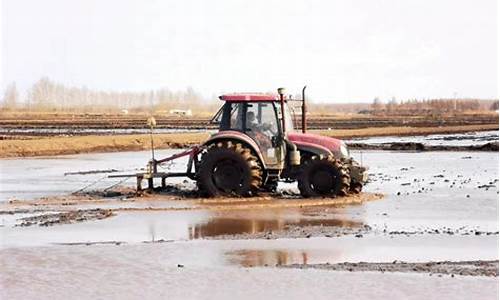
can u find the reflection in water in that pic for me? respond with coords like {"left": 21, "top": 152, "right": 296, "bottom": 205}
{"left": 226, "top": 249, "right": 342, "bottom": 267}
{"left": 188, "top": 217, "right": 361, "bottom": 239}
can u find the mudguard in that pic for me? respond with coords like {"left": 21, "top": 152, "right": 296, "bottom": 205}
{"left": 288, "top": 132, "right": 342, "bottom": 158}
{"left": 202, "top": 131, "right": 268, "bottom": 169}
{"left": 292, "top": 140, "right": 333, "bottom": 157}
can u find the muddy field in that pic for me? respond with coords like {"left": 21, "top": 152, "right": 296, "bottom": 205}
{"left": 1, "top": 125, "right": 498, "bottom": 158}
{"left": 0, "top": 113, "right": 497, "bottom": 136}
{"left": 0, "top": 142, "right": 498, "bottom": 299}
{"left": 282, "top": 260, "right": 499, "bottom": 277}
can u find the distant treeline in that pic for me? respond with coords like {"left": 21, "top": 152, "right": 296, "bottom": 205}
{"left": 369, "top": 97, "right": 498, "bottom": 115}
{"left": 0, "top": 77, "right": 219, "bottom": 113}
{"left": 1, "top": 77, "right": 498, "bottom": 115}
{"left": 309, "top": 98, "right": 498, "bottom": 115}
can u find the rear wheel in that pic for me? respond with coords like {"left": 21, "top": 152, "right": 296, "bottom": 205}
{"left": 197, "top": 141, "right": 262, "bottom": 197}
{"left": 298, "top": 155, "right": 350, "bottom": 197}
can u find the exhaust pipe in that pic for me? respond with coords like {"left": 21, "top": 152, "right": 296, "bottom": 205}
{"left": 277, "top": 87, "right": 287, "bottom": 134}
{"left": 302, "top": 85, "right": 307, "bottom": 133}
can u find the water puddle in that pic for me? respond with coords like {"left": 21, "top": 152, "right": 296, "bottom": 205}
{"left": 226, "top": 249, "right": 337, "bottom": 267}
{"left": 188, "top": 217, "right": 361, "bottom": 239}
{"left": 224, "top": 235, "right": 499, "bottom": 267}
{"left": 0, "top": 207, "right": 363, "bottom": 248}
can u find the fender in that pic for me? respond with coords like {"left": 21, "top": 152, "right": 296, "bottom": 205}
{"left": 202, "top": 131, "right": 268, "bottom": 169}
{"left": 292, "top": 140, "right": 333, "bottom": 157}
{"left": 288, "top": 132, "right": 343, "bottom": 158}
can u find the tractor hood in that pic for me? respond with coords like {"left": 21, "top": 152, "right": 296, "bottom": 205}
{"left": 287, "top": 132, "right": 348, "bottom": 158}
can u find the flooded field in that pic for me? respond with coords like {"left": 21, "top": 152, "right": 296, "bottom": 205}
{"left": 0, "top": 149, "right": 189, "bottom": 202}
{"left": 347, "top": 130, "right": 499, "bottom": 146}
{"left": 0, "top": 127, "right": 212, "bottom": 137}
{"left": 1, "top": 135, "right": 498, "bottom": 299}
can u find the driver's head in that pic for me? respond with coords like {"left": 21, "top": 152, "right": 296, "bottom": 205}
{"left": 247, "top": 111, "right": 256, "bottom": 122}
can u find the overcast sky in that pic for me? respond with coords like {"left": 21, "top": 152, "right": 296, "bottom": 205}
{"left": 1, "top": 0, "right": 497, "bottom": 102}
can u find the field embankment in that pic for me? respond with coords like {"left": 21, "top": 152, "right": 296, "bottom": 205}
{"left": 1, "top": 124, "right": 497, "bottom": 158}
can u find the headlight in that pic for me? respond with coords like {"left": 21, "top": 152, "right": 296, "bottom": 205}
{"left": 340, "top": 142, "right": 349, "bottom": 158}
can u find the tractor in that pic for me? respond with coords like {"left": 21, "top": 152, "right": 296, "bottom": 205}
{"left": 112, "top": 87, "right": 368, "bottom": 197}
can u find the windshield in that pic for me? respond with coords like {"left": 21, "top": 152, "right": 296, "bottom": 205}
{"left": 276, "top": 102, "right": 295, "bottom": 133}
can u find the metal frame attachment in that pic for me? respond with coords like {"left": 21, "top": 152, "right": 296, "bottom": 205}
{"left": 109, "top": 146, "right": 204, "bottom": 192}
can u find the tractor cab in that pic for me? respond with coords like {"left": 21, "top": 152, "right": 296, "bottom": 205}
{"left": 211, "top": 93, "right": 291, "bottom": 168}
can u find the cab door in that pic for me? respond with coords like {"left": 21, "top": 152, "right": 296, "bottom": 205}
{"left": 245, "top": 102, "right": 284, "bottom": 168}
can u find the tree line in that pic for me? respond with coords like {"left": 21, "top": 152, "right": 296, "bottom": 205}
{"left": 1, "top": 77, "right": 498, "bottom": 114}
{"left": 370, "top": 97, "right": 498, "bottom": 115}
{"left": 0, "top": 77, "right": 218, "bottom": 113}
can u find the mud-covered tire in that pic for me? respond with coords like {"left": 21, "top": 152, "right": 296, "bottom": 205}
{"left": 196, "top": 141, "right": 262, "bottom": 197}
{"left": 297, "top": 155, "right": 350, "bottom": 197}
{"left": 350, "top": 182, "right": 363, "bottom": 194}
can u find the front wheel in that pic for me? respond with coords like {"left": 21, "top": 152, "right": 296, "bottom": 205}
{"left": 297, "top": 155, "right": 350, "bottom": 197}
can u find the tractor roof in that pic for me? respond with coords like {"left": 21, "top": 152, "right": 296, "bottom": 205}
{"left": 219, "top": 93, "right": 279, "bottom": 102}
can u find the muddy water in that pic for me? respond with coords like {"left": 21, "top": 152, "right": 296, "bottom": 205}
{"left": 349, "top": 150, "right": 499, "bottom": 233}
{"left": 1, "top": 148, "right": 498, "bottom": 299}
{"left": 1, "top": 150, "right": 498, "bottom": 247}
{"left": 0, "top": 208, "right": 361, "bottom": 248}
{"left": 223, "top": 235, "right": 498, "bottom": 267}
{"left": 346, "top": 130, "right": 498, "bottom": 146}
{"left": 1, "top": 241, "right": 497, "bottom": 300}
{"left": 188, "top": 215, "right": 361, "bottom": 239}
{"left": 0, "top": 149, "right": 189, "bottom": 202}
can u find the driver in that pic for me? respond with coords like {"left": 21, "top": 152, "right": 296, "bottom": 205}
{"left": 246, "top": 111, "right": 259, "bottom": 130}
{"left": 247, "top": 110, "right": 276, "bottom": 137}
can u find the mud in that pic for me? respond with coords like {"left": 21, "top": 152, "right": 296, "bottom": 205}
{"left": 349, "top": 141, "right": 499, "bottom": 151}
{"left": 204, "top": 223, "right": 498, "bottom": 240}
{"left": 281, "top": 260, "right": 499, "bottom": 277}
{"left": 16, "top": 209, "right": 114, "bottom": 227}
{"left": 189, "top": 218, "right": 366, "bottom": 240}
{"left": 1, "top": 113, "right": 496, "bottom": 135}
{"left": 2, "top": 187, "right": 383, "bottom": 215}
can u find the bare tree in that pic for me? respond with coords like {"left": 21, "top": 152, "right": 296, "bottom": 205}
{"left": 371, "top": 97, "right": 383, "bottom": 113}
{"left": 386, "top": 97, "right": 398, "bottom": 113}
{"left": 1, "top": 82, "right": 19, "bottom": 110}
{"left": 490, "top": 100, "right": 499, "bottom": 111}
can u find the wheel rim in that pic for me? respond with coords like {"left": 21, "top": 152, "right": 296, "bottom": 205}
{"left": 212, "top": 159, "right": 244, "bottom": 192}
{"left": 310, "top": 168, "right": 336, "bottom": 194}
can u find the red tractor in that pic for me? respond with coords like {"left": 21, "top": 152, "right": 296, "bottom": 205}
{"left": 114, "top": 87, "right": 368, "bottom": 197}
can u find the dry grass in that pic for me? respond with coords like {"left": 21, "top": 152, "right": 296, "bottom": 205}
{"left": 0, "top": 132, "right": 210, "bottom": 158}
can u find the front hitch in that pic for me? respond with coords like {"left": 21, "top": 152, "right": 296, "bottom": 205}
{"left": 344, "top": 158, "right": 369, "bottom": 185}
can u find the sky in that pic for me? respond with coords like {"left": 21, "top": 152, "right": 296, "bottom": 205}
{"left": 1, "top": 0, "right": 498, "bottom": 103}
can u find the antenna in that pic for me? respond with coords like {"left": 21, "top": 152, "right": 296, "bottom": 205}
{"left": 147, "top": 91, "right": 156, "bottom": 161}
{"left": 147, "top": 116, "right": 157, "bottom": 161}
